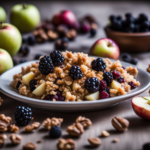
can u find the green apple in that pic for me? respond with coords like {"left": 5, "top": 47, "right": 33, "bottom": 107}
{"left": 85, "top": 91, "right": 99, "bottom": 101}
{"left": 22, "top": 72, "right": 35, "bottom": 86}
{"left": 10, "top": 4, "right": 40, "bottom": 33}
{"left": 0, "top": 48, "right": 13, "bottom": 75}
{"left": 110, "top": 80, "right": 121, "bottom": 90}
{"left": 0, "top": 6, "right": 6, "bottom": 22}
{"left": 0, "top": 23, "right": 22, "bottom": 56}
{"left": 89, "top": 38, "right": 120, "bottom": 60}
{"left": 32, "top": 82, "right": 46, "bottom": 96}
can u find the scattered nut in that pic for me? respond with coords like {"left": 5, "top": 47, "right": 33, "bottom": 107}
{"left": 88, "top": 138, "right": 101, "bottom": 146}
{"left": 76, "top": 116, "right": 92, "bottom": 128}
{"left": 24, "top": 122, "right": 40, "bottom": 132}
{"left": 0, "top": 114, "right": 12, "bottom": 132}
{"left": 42, "top": 118, "right": 63, "bottom": 130}
{"left": 113, "top": 138, "right": 119, "bottom": 143}
{"left": 111, "top": 116, "right": 129, "bottom": 132}
{"left": 147, "top": 64, "right": 150, "bottom": 73}
{"left": 37, "top": 139, "right": 42, "bottom": 143}
{"left": 10, "top": 134, "right": 22, "bottom": 145}
{"left": 57, "top": 138, "right": 75, "bottom": 150}
{"left": 47, "top": 30, "right": 58, "bottom": 40}
{"left": 23, "top": 142, "right": 37, "bottom": 150}
{"left": 0, "top": 134, "right": 7, "bottom": 147}
{"left": 66, "top": 29, "right": 77, "bottom": 40}
{"left": 9, "top": 124, "right": 19, "bottom": 133}
{"left": 0, "top": 97, "right": 3, "bottom": 106}
{"left": 101, "top": 130, "right": 110, "bottom": 137}
{"left": 66, "top": 123, "right": 84, "bottom": 136}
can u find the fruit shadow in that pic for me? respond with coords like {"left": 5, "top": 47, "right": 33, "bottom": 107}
{"left": 38, "top": 128, "right": 48, "bottom": 133}
{"left": 20, "top": 130, "right": 34, "bottom": 134}
{"left": 5, "top": 143, "right": 19, "bottom": 148}
{"left": 84, "top": 145, "right": 100, "bottom": 149}
{"left": 61, "top": 134, "right": 80, "bottom": 140}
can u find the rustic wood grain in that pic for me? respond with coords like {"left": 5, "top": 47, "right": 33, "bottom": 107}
{"left": 1, "top": 1, "right": 150, "bottom": 150}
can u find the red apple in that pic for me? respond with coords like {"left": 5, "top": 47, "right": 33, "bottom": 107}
{"left": 132, "top": 97, "right": 150, "bottom": 120}
{"left": 89, "top": 38, "right": 120, "bottom": 60}
{"left": 52, "top": 10, "right": 79, "bottom": 30}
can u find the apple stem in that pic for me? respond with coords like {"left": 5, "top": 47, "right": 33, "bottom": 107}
{"left": 0, "top": 22, "right": 2, "bottom": 30}
{"left": 23, "top": 4, "right": 26, "bottom": 9}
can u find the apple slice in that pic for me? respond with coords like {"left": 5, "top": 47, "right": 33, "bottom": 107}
{"left": 85, "top": 91, "right": 99, "bottom": 101}
{"left": 72, "top": 82, "right": 80, "bottom": 91}
{"left": 32, "top": 82, "right": 46, "bottom": 96}
{"left": 22, "top": 72, "right": 35, "bottom": 86}
{"left": 110, "top": 80, "right": 121, "bottom": 90}
{"left": 132, "top": 97, "right": 150, "bottom": 120}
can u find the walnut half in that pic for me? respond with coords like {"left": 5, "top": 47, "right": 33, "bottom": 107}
{"left": 24, "top": 122, "right": 40, "bottom": 132}
{"left": 66, "top": 123, "right": 84, "bottom": 137}
{"left": 76, "top": 116, "right": 92, "bottom": 128}
{"left": 9, "top": 124, "right": 19, "bottom": 133}
{"left": 10, "top": 134, "right": 22, "bottom": 145}
{"left": 111, "top": 116, "right": 129, "bottom": 132}
{"left": 88, "top": 138, "right": 101, "bottom": 146}
{"left": 57, "top": 138, "right": 75, "bottom": 150}
{"left": 0, "top": 134, "right": 7, "bottom": 147}
{"left": 23, "top": 142, "right": 37, "bottom": 150}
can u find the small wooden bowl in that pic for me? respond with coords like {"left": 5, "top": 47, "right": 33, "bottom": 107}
{"left": 104, "top": 26, "right": 150, "bottom": 52}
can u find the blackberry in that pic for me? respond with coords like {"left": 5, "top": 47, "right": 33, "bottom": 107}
{"left": 139, "top": 13, "right": 148, "bottom": 22}
{"left": 117, "top": 76, "right": 125, "bottom": 83}
{"left": 19, "top": 46, "right": 30, "bottom": 57}
{"left": 112, "top": 71, "right": 120, "bottom": 79}
{"left": 16, "top": 81, "right": 21, "bottom": 90}
{"left": 109, "top": 15, "right": 116, "bottom": 23}
{"left": 143, "top": 143, "right": 150, "bottom": 150}
{"left": 29, "top": 79, "right": 37, "bottom": 92}
{"left": 103, "top": 72, "right": 113, "bottom": 86}
{"left": 27, "top": 36, "right": 36, "bottom": 45}
{"left": 128, "top": 81, "right": 136, "bottom": 89}
{"left": 91, "top": 58, "right": 106, "bottom": 72}
{"left": 122, "top": 53, "right": 131, "bottom": 63}
{"left": 131, "top": 58, "right": 138, "bottom": 65}
{"left": 43, "top": 95, "right": 53, "bottom": 101}
{"left": 90, "top": 29, "right": 97, "bottom": 37}
{"left": 99, "top": 90, "right": 109, "bottom": 99}
{"left": 49, "top": 126, "right": 61, "bottom": 138}
{"left": 84, "top": 77, "right": 100, "bottom": 93}
{"left": 69, "top": 66, "right": 83, "bottom": 80}
{"left": 38, "top": 55, "right": 54, "bottom": 75}
{"left": 50, "top": 51, "right": 65, "bottom": 66}
{"left": 13, "top": 59, "right": 18, "bottom": 66}
{"left": 34, "top": 54, "right": 42, "bottom": 60}
{"left": 15, "top": 106, "right": 32, "bottom": 126}
{"left": 99, "top": 80, "right": 107, "bottom": 91}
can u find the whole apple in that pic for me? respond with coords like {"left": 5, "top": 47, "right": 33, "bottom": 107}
{"left": 0, "top": 48, "right": 13, "bottom": 75}
{"left": 89, "top": 38, "right": 120, "bottom": 60}
{"left": 10, "top": 4, "right": 40, "bottom": 33}
{"left": 52, "top": 10, "right": 79, "bottom": 30}
{"left": 0, "top": 23, "right": 22, "bottom": 56}
{"left": 0, "top": 6, "right": 6, "bottom": 22}
{"left": 132, "top": 96, "right": 150, "bottom": 120}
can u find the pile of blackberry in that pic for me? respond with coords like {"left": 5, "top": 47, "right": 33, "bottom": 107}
{"left": 109, "top": 13, "right": 150, "bottom": 33}
{"left": 15, "top": 106, "right": 32, "bottom": 126}
{"left": 38, "top": 51, "right": 65, "bottom": 75}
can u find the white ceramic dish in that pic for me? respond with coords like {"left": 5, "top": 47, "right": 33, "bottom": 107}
{"left": 0, "top": 60, "right": 150, "bottom": 112}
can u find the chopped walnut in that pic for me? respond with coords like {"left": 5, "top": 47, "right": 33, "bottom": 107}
{"left": 113, "top": 138, "right": 119, "bottom": 143}
{"left": 23, "top": 142, "right": 37, "bottom": 150}
{"left": 101, "top": 130, "right": 110, "bottom": 137}
{"left": 0, "top": 97, "right": 3, "bottom": 106}
{"left": 0, "top": 114, "right": 12, "bottom": 132}
{"left": 66, "top": 123, "right": 84, "bottom": 136}
{"left": 9, "top": 124, "right": 19, "bottom": 133}
{"left": 76, "top": 116, "right": 92, "bottom": 128}
{"left": 0, "top": 134, "right": 7, "bottom": 147}
{"left": 42, "top": 118, "right": 63, "bottom": 130}
{"left": 88, "top": 138, "right": 101, "bottom": 146}
{"left": 10, "top": 134, "right": 21, "bottom": 145}
{"left": 24, "top": 122, "right": 40, "bottom": 132}
{"left": 57, "top": 138, "right": 75, "bottom": 150}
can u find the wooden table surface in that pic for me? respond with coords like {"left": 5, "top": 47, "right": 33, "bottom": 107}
{"left": 1, "top": 1, "right": 150, "bottom": 150}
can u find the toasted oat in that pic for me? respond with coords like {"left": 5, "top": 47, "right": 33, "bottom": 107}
{"left": 0, "top": 134, "right": 7, "bottom": 147}
{"left": 76, "top": 116, "right": 92, "bottom": 128}
{"left": 101, "top": 130, "right": 110, "bottom": 137}
{"left": 113, "top": 138, "right": 119, "bottom": 143}
{"left": 88, "top": 138, "right": 101, "bottom": 146}
{"left": 9, "top": 124, "right": 19, "bottom": 133}
{"left": 57, "top": 138, "right": 75, "bottom": 150}
{"left": 66, "top": 123, "right": 84, "bottom": 137}
{"left": 23, "top": 142, "right": 37, "bottom": 150}
{"left": 10, "top": 134, "right": 21, "bottom": 145}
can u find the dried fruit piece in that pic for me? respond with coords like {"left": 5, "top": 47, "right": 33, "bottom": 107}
{"left": 76, "top": 116, "right": 92, "bottom": 128}
{"left": 111, "top": 116, "right": 129, "bottom": 132}
{"left": 23, "top": 142, "right": 37, "bottom": 150}
{"left": 57, "top": 138, "right": 75, "bottom": 150}
{"left": 88, "top": 138, "right": 101, "bottom": 146}
{"left": 10, "top": 134, "right": 22, "bottom": 145}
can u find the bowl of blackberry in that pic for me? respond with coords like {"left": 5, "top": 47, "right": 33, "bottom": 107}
{"left": 104, "top": 12, "right": 150, "bottom": 52}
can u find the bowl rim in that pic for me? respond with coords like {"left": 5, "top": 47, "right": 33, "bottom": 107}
{"left": 104, "top": 25, "right": 150, "bottom": 37}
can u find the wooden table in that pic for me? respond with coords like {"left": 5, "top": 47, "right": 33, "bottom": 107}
{"left": 1, "top": 1, "right": 150, "bottom": 150}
